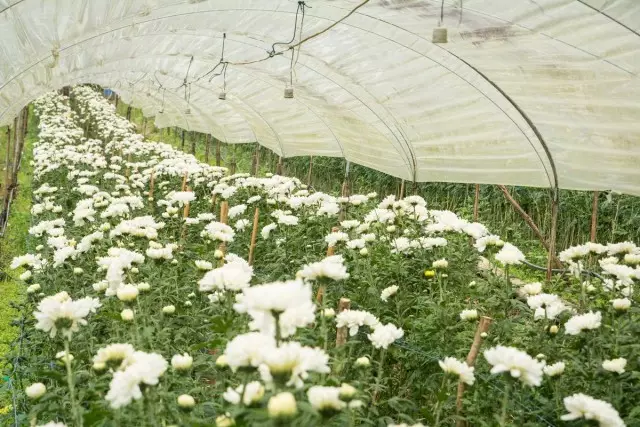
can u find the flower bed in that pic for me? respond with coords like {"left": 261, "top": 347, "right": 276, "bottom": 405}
{"left": 8, "top": 87, "right": 638, "bottom": 427}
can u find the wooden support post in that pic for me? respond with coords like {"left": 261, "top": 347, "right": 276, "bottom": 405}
{"left": 248, "top": 207, "right": 260, "bottom": 265}
{"left": 216, "top": 138, "right": 221, "bottom": 166}
{"left": 307, "top": 156, "right": 313, "bottom": 186}
{"left": 181, "top": 129, "right": 185, "bottom": 150}
{"left": 2, "top": 126, "right": 11, "bottom": 209}
{"left": 190, "top": 131, "right": 196, "bottom": 155}
{"left": 183, "top": 186, "right": 192, "bottom": 219}
{"left": 205, "top": 134, "right": 211, "bottom": 163}
{"left": 399, "top": 179, "right": 405, "bottom": 200}
{"left": 142, "top": 118, "right": 147, "bottom": 137}
{"left": 456, "top": 317, "right": 492, "bottom": 427}
{"left": 126, "top": 105, "right": 132, "bottom": 121}
{"left": 473, "top": 184, "right": 480, "bottom": 222}
{"left": 547, "top": 193, "right": 559, "bottom": 281}
{"left": 590, "top": 191, "right": 599, "bottom": 242}
{"left": 498, "top": 185, "right": 562, "bottom": 269}
{"left": 335, "top": 298, "right": 351, "bottom": 347}
{"left": 219, "top": 201, "right": 229, "bottom": 225}
{"left": 275, "top": 156, "right": 283, "bottom": 175}
{"left": 339, "top": 162, "right": 351, "bottom": 222}
{"left": 181, "top": 171, "right": 188, "bottom": 191}
{"left": 211, "top": 193, "right": 217, "bottom": 213}
{"left": 251, "top": 146, "right": 258, "bottom": 176}
{"left": 148, "top": 169, "right": 155, "bottom": 201}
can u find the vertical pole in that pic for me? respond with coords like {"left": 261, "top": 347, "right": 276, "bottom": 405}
{"left": 254, "top": 144, "right": 260, "bottom": 176}
{"left": 546, "top": 191, "right": 559, "bottom": 281}
{"left": 590, "top": 191, "right": 599, "bottom": 242}
{"left": 248, "top": 207, "right": 260, "bottom": 265}
{"left": 126, "top": 105, "right": 132, "bottom": 121}
{"left": 251, "top": 144, "right": 258, "bottom": 176}
{"left": 181, "top": 129, "right": 185, "bottom": 150}
{"left": 473, "top": 184, "right": 480, "bottom": 221}
{"left": 275, "top": 156, "right": 283, "bottom": 175}
{"left": 205, "top": 134, "right": 211, "bottom": 163}
{"left": 142, "top": 117, "right": 147, "bottom": 137}
{"left": 215, "top": 138, "right": 221, "bottom": 166}
{"left": 307, "top": 156, "right": 313, "bottom": 186}
{"left": 335, "top": 298, "right": 351, "bottom": 347}
{"left": 2, "top": 126, "right": 11, "bottom": 210}
{"left": 339, "top": 162, "right": 351, "bottom": 222}
{"left": 399, "top": 179, "right": 405, "bottom": 200}
{"left": 181, "top": 171, "right": 188, "bottom": 192}
{"left": 456, "top": 317, "right": 492, "bottom": 427}
{"left": 190, "top": 131, "right": 196, "bottom": 155}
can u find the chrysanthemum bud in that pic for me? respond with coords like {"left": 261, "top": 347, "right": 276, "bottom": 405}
{"left": 355, "top": 356, "right": 370, "bottom": 367}
{"left": 27, "top": 284, "right": 41, "bottom": 294}
{"left": 73, "top": 267, "right": 83, "bottom": 274}
{"left": 268, "top": 392, "right": 297, "bottom": 419}
{"left": 549, "top": 325, "right": 559, "bottom": 334}
{"left": 25, "top": 383, "right": 46, "bottom": 399}
{"left": 339, "top": 383, "right": 357, "bottom": 401}
{"left": 424, "top": 270, "right": 435, "bottom": 278}
{"left": 612, "top": 298, "right": 631, "bottom": 311}
{"left": 359, "top": 248, "right": 368, "bottom": 256}
{"left": 216, "top": 355, "right": 228, "bottom": 368}
{"left": 172, "top": 353, "right": 193, "bottom": 371}
{"left": 177, "top": 394, "right": 196, "bottom": 409}
{"left": 120, "top": 309, "right": 134, "bottom": 322}
{"left": 162, "top": 305, "right": 176, "bottom": 314}
{"left": 214, "top": 250, "right": 224, "bottom": 259}
{"left": 216, "top": 414, "right": 235, "bottom": 427}
{"left": 323, "top": 308, "right": 335, "bottom": 318}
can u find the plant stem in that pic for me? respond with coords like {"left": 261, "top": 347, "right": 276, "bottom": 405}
{"left": 373, "top": 349, "right": 387, "bottom": 404}
{"left": 499, "top": 380, "right": 511, "bottom": 427}
{"left": 274, "top": 312, "right": 282, "bottom": 347}
{"left": 64, "top": 338, "right": 83, "bottom": 427}
{"left": 433, "top": 375, "right": 448, "bottom": 427}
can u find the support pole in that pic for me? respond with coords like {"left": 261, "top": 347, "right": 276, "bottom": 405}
{"left": 590, "top": 191, "right": 599, "bottom": 242}
{"left": 251, "top": 144, "right": 259, "bottom": 176}
{"left": 205, "top": 134, "right": 211, "bottom": 163}
{"left": 190, "top": 131, "right": 196, "bottom": 155}
{"left": 335, "top": 298, "right": 351, "bottom": 347}
{"left": 248, "top": 207, "right": 260, "bottom": 265}
{"left": 126, "top": 105, "right": 132, "bottom": 121}
{"left": 456, "top": 316, "right": 492, "bottom": 427}
{"left": 547, "top": 192, "right": 559, "bottom": 281}
{"left": 399, "top": 179, "right": 405, "bottom": 200}
{"left": 275, "top": 156, "right": 283, "bottom": 175}
{"left": 498, "top": 185, "right": 562, "bottom": 268}
{"left": 181, "top": 172, "right": 188, "bottom": 192}
{"left": 181, "top": 129, "right": 185, "bottom": 150}
{"left": 2, "top": 126, "right": 11, "bottom": 210}
{"left": 473, "top": 184, "right": 480, "bottom": 222}
{"left": 216, "top": 138, "right": 221, "bottom": 166}
{"left": 339, "top": 161, "right": 351, "bottom": 222}
{"left": 307, "top": 156, "right": 314, "bottom": 187}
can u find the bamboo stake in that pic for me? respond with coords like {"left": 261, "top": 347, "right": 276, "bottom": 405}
{"left": 399, "top": 179, "right": 405, "bottom": 200}
{"left": 211, "top": 193, "right": 217, "bottom": 213}
{"left": 456, "top": 316, "right": 493, "bottom": 427}
{"left": 216, "top": 139, "right": 221, "bottom": 166}
{"left": 307, "top": 156, "right": 313, "bottom": 186}
{"left": 205, "top": 134, "right": 211, "bottom": 163}
{"left": 220, "top": 201, "right": 229, "bottom": 225}
{"left": 276, "top": 156, "right": 283, "bottom": 175}
{"left": 547, "top": 193, "right": 559, "bottom": 281}
{"left": 181, "top": 171, "right": 188, "bottom": 191}
{"left": 335, "top": 298, "right": 351, "bottom": 346}
{"left": 248, "top": 207, "right": 260, "bottom": 265}
{"left": 473, "top": 184, "right": 480, "bottom": 221}
{"left": 498, "top": 185, "right": 562, "bottom": 269}
{"left": 590, "top": 191, "right": 599, "bottom": 242}
{"left": 183, "top": 186, "right": 192, "bottom": 219}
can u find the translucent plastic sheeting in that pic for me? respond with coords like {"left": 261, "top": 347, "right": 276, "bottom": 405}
{"left": 1, "top": 0, "right": 639, "bottom": 194}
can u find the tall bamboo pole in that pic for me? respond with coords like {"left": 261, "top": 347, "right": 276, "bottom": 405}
{"left": 205, "top": 134, "right": 211, "bottom": 163}
{"left": 547, "top": 192, "right": 559, "bottom": 281}
{"left": 473, "top": 184, "right": 480, "bottom": 221}
{"left": 248, "top": 207, "right": 260, "bottom": 265}
{"left": 590, "top": 191, "right": 599, "bottom": 242}
{"left": 307, "top": 156, "right": 313, "bottom": 186}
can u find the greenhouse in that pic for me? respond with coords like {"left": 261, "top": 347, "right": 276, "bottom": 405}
{"left": 0, "top": 1, "right": 639, "bottom": 426}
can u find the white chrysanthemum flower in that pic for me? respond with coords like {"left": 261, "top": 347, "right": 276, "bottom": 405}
{"left": 268, "top": 392, "right": 297, "bottom": 419}
{"left": 432, "top": 258, "right": 448, "bottom": 269}
{"left": 93, "top": 343, "right": 136, "bottom": 370}
{"left": 228, "top": 204, "right": 247, "bottom": 219}
{"left": 495, "top": 243, "right": 525, "bottom": 265}
{"left": 380, "top": 285, "right": 399, "bottom": 302}
{"left": 168, "top": 191, "right": 196, "bottom": 207}
{"left": 201, "top": 221, "right": 235, "bottom": 242}
{"left": 260, "top": 342, "right": 330, "bottom": 388}
{"left": 234, "top": 279, "right": 315, "bottom": 338}
{"left": 223, "top": 332, "right": 276, "bottom": 372}
{"left": 195, "top": 260, "right": 213, "bottom": 270}
{"left": 261, "top": 223, "right": 278, "bottom": 240}
{"left": 561, "top": 393, "right": 625, "bottom": 427}
{"left": 26, "top": 382, "right": 47, "bottom": 399}
{"left": 519, "top": 282, "right": 543, "bottom": 297}
{"left": 223, "top": 381, "right": 265, "bottom": 406}
{"left": 439, "top": 357, "right": 475, "bottom": 385}
{"left": 564, "top": 311, "right": 602, "bottom": 335}
{"left": 483, "top": 346, "right": 543, "bottom": 386}
{"left": 105, "top": 351, "right": 168, "bottom": 408}
{"left": 602, "top": 358, "right": 626, "bottom": 374}
{"left": 199, "top": 254, "right": 253, "bottom": 292}
{"left": 325, "top": 231, "right": 349, "bottom": 248}
{"left": 611, "top": 298, "right": 631, "bottom": 311}
{"left": 336, "top": 310, "right": 380, "bottom": 336}
{"left": 367, "top": 323, "right": 404, "bottom": 349}
{"left": 543, "top": 361, "right": 565, "bottom": 377}
{"left": 235, "top": 219, "right": 250, "bottom": 231}
{"left": 297, "top": 255, "right": 349, "bottom": 282}
{"left": 307, "top": 386, "right": 346, "bottom": 414}
{"left": 34, "top": 295, "right": 101, "bottom": 338}
{"left": 459, "top": 309, "right": 478, "bottom": 321}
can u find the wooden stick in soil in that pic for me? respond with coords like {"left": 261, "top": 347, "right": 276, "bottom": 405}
{"left": 497, "top": 185, "right": 562, "bottom": 269}
{"left": 218, "top": 201, "right": 230, "bottom": 254}
{"left": 248, "top": 207, "right": 260, "bottom": 265}
{"left": 335, "top": 298, "right": 351, "bottom": 347}
{"left": 547, "top": 193, "right": 559, "bottom": 281}
{"left": 181, "top": 171, "right": 188, "bottom": 191}
{"left": 307, "top": 156, "right": 313, "bottom": 186}
{"left": 317, "top": 227, "right": 340, "bottom": 303}
{"left": 456, "top": 316, "right": 493, "bottom": 427}
{"left": 399, "top": 179, "right": 405, "bottom": 200}
{"left": 473, "top": 184, "right": 480, "bottom": 221}
{"left": 590, "top": 191, "right": 599, "bottom": 242}
{"left": 205, "top": 134, "right": 211, "bottom": 163}
{"left": 216, "top": 138, "right": 221, "bottom": 166}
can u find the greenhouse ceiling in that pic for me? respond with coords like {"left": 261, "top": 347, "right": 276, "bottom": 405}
{"left": 1, "top": 0, "right": 639, "bottom": 194}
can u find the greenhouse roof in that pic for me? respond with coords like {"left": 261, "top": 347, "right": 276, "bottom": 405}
{"left": 1, "top": 0, "right": 639, "bottom": 194}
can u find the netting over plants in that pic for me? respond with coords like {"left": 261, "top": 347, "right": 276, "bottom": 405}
{"left": 1, "top": 1, "right": 640, "bottom": 194}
